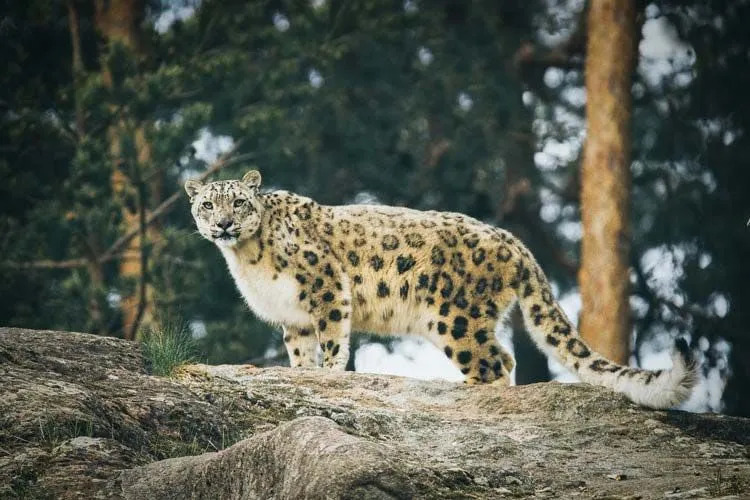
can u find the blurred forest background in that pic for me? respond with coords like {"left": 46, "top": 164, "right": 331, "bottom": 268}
{"left": 1, "top": 0, "right": 748, "bottom": 416}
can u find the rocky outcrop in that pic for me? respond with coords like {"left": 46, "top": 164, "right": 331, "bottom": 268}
{"left": 1, "top": 327, "right": 748, "bottom": 499}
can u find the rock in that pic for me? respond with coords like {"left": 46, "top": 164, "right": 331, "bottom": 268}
{"left": 1, "top": 327, "right": 749, "bottom": 499}
{"left": 606, "top": 473, "right": 628, "bottom": 481}
{"left": 122, "top": 416, "right": 414, "bottom": 500}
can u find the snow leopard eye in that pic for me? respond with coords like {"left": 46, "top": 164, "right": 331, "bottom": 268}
{"left": 233, "top": 199, "right": 246, "bottom": 208}
{"left": 202, "top": 201, "right": 213, "bottom": 210}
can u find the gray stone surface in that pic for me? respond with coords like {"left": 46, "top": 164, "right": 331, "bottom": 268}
{"left": 1, "top": 327, "right": 748, "bottom": 499}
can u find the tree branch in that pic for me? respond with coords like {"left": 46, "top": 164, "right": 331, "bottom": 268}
{"left": 2, "top": 141, "right": 249, "bottom": 270}
{"left": 2, "top": 258, "right": 92, "bottom": 269}
{"left": 100, "top": 140, "right": 248, "bottom": 263}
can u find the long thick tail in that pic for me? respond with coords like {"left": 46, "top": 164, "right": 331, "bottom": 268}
{"left": 510, "top": 252, "right": 697, "bottom": 409}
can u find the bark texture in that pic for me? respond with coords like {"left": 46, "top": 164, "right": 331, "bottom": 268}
{"left": 93, "top": 0, "right": 145, "bottom": 51}
{"left": 579, "top": 0, "right": 637, "bottom": 364}
{"left": 2, "top": 328, "right": 749, "bottom": 499}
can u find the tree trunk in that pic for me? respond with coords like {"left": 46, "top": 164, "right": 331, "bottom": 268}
{"left": 578, "top": 0, "right": 636, "bottom": 365}
{"left": 93, "top": 0, "right": 144, "bottom": 52}
{"left": 93, "top": 0, "right": 156, "bottom": 339}
{"left": 68, "top": 0, "right": 106, "bottom": 333}
{"left": 67, "top": 0, "right": 86, "bottom": 138}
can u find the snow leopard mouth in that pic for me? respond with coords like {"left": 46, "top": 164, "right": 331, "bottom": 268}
{"left": 213, "top": 231, "right": 239, "bottom": 242}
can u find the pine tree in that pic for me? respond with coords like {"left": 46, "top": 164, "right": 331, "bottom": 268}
{"left": 2, "top": 0, "right": 749, "bottom": 416}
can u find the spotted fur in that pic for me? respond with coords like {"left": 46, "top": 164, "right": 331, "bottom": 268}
{"left": 186, "top": 170, "right": 697, "bottom": 409}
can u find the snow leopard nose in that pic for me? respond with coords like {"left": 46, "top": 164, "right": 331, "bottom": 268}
{"left": 216, "top": 218, "right": 234, "bottom": 230}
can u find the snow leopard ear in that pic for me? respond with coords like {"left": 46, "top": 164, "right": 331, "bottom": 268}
{"left": 241, "top": 170, "right": 262, "bottom": 190}
{"left": 184, "top": 179, "right": 203, "bottom": 202}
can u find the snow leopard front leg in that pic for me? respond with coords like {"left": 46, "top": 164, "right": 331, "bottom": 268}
{"left": 314, "top": 271, "right": 353, "bottom": 371}
{"left": 293, "top": 251, "right": 353, "bottom": 370}
{"left": 313, "top": 288, "right": 352, "bottom": 370}
{"left": 282, "top": 325, "right": 319, "bottom": 368}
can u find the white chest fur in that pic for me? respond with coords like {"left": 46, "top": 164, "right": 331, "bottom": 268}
{"left": 219, "top": 247, "right": 311, "bottom": 327}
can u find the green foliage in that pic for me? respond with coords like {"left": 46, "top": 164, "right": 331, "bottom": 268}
{"left": 639, "top": 0, "right": 750, "bottom": 417}
{"left": 1, "top": 0, "right": 749, "bottom": 415}
{"left": 141, "top": 321, "right": 197, "bottom": 376}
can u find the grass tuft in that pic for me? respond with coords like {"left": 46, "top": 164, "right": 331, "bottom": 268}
{"left": 141, "top": 321, "right": 197, "bottom": 377}
{"left": 707, "top": 467, "right": 749, "bottom": 496}
{"left": 36, "top": 415, "right": 96, "bottom": 448}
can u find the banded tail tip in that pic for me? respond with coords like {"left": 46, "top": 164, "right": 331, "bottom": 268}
{"left": 673, "top": 337, "right": 699, "bottom": 393}
{"left": 635, "top": 337, "right": 699, "bottom": 409}
{"left": 674, "top": 337, "right": 692, "bottom": 364}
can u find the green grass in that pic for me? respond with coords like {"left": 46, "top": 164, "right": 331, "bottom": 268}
{"left": 141, "top": 322, "right": 197, "bottom": 376}
{"left": 37, "top": 416, "right": 95, "bottom": 447}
